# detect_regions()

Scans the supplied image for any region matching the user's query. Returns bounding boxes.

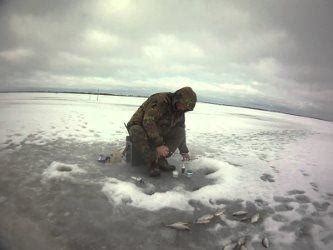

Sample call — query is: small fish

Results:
[223,243,236,250]
[240,217,249,221]
[196,214,214,224]
[200,214,215,220]
[233,211,248,216]
[166,222,190,231]
[130,176,144,184]
[251,213,260,223]
[195,219,211,224]
[262,237,269,248]
[214,209,224,217]
[219,214,226,221]
[238,237,246,246]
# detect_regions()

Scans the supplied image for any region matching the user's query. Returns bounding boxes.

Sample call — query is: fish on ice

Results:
[240,217,249,221]
[237,237,246,246]
[251,213,260,223]
[214,209,225,217]
[262,237,269,248]
[223,243,236,250]
[195,214,214,224]
[165,222,190,231]
[233,211,248,216]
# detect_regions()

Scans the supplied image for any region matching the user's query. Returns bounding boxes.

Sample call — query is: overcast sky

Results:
[0,0,332,120]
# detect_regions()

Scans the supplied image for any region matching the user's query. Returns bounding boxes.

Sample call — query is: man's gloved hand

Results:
[181,152,190,161]
[156,145,169,158]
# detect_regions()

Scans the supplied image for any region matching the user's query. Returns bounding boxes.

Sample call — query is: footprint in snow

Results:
[260,173,275,182]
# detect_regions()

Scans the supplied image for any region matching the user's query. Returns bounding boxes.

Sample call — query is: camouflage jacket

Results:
[127,92,189,153]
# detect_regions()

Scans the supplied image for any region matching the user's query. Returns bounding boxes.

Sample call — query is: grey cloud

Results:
[0,0,332,120]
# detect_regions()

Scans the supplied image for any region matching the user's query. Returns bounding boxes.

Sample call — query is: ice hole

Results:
[57,165,72,172]
[205,169,217,175]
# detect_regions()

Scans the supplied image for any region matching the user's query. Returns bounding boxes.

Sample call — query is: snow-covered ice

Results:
[0,92,332,250]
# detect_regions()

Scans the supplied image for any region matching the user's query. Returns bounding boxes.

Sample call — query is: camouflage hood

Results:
[172,87,197,111]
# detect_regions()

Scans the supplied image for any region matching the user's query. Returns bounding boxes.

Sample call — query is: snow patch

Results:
[102,177,192,211]
[101,157,274,211]
[42,161,86,182]
[190,157,274,206]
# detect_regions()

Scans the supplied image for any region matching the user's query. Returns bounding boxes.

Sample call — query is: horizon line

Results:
[0,89,330,122]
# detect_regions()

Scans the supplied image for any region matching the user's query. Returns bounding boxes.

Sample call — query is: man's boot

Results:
[149,161,161,177]
[158,158,176,171]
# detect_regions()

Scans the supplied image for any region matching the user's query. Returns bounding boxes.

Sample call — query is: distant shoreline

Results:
[0,90,329,122]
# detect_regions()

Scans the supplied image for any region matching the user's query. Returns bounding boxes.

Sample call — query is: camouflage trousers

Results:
[128,125,185,167]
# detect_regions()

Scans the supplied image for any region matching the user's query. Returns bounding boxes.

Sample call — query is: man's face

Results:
[175,102,187,112]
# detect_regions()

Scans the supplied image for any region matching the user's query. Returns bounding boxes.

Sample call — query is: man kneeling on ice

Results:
[126,87,197,177]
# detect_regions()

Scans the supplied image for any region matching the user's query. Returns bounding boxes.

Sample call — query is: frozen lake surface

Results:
[0,92,332,250]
